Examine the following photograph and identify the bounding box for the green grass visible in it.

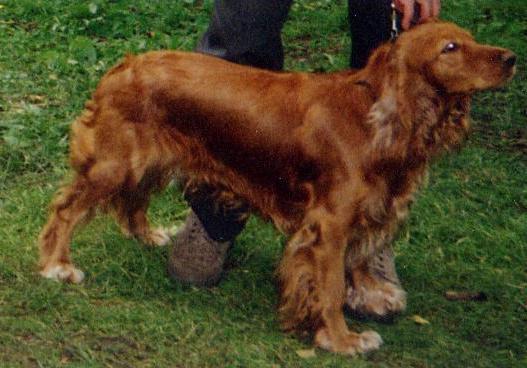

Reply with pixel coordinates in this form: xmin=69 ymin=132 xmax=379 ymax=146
xmin=0 ymin=0 xmax=526 ymax=367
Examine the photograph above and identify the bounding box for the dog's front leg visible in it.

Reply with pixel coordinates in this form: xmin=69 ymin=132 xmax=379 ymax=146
xmin=278 ymin=220 xmax=382 ymax=355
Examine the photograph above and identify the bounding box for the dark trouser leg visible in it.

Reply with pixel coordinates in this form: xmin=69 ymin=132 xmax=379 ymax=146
xmin=348 ymin=0 xmax=392 ymax=69
xmin=196 ymin=0 xmax=293 ymax=70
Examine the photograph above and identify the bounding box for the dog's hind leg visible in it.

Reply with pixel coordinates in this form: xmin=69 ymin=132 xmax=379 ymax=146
xmin=38 ymin=161 xmax=126 ymax=283
xmin=111 ymin=172 xmax=174 ymax=247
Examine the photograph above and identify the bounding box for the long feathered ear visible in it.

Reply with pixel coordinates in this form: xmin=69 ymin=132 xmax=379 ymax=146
xmin=392 ymin=45 xmax=441 ymax=130
xmin=365 ymin=44 xmax=417 ymax=159
xmin=367 ymin=83 xmax=402 ymax=157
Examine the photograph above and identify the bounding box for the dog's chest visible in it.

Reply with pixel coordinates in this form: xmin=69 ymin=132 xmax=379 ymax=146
xmin=350 ymin=162 xmax=427 ymax=258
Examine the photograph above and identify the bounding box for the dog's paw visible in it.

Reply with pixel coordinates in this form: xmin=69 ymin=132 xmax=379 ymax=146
xmin=40 ymin=264 xmax=85 ymax=284
xmin=315 ymin=328 xmax=382 ymax=355
xmin=358 ymin=330 xmax=383 ymax=353
xmin=346 ymin=282 xmax=407 ymax=317
xmin=143 ymin=227 xmax=175 ymax=247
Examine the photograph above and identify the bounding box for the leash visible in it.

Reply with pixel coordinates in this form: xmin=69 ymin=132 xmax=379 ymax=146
xmin=390 ymin=0 xmax=399 ymax=41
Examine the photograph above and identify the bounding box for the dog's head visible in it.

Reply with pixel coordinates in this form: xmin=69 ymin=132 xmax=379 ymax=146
xmin=365 ymin=21 xmax=516 ymax=159
xmin=394 ymin=21 xmax=516 ymax=94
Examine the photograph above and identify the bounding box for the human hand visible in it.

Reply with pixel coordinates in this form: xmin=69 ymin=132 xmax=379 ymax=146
xmin=394 ymin=0 xmax=441 ymax=30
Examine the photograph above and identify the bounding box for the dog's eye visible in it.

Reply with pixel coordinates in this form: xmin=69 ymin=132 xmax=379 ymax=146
xmin=442 ymin=42 xmax=459 ymax=53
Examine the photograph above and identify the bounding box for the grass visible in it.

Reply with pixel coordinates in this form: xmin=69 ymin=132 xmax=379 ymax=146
xmin=0 ymin=0 xmax=526 ymax=367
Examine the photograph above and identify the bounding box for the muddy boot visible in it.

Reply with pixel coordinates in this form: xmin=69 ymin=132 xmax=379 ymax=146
xmin=346 ymin=245 xmax=406 ymax=319
xmin=168 ymin=210 xmax=231 ymax=287
xmin=168 ymin=184 xmax=249 ymax=287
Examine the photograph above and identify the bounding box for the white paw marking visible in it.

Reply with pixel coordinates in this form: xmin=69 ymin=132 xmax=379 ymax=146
xmin=147 ymin=227 xmax=174 ymax=246
xmin=358 ymin=330 xmax=383 ymax=352
xmin=315 ymin=328 xmax=383 ymax=355
xmin=314 ymin=329 xmax=332 ymax=351
xmin=347 ymin=283 xmax=407 ymax=316
xmin=40 ymin=264 xmax=85 ymax=284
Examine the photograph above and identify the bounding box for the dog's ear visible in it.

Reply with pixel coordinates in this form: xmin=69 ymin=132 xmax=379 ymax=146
xmin=365 ymin=45 xmax=417 ymax=159
xmin=365 ymin=43 xmax=392 ymax=75
xmin=358 ymin=43 xmax=394 ymax=97
xmin=366 ymin=41 xmax=447 ymax=159
xmin=367 ymin=85 xmax=401 ymax=157
xmin=396 ymin=70 xmax=439 ymax=129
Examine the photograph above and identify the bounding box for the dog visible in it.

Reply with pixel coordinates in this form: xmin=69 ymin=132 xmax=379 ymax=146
xmin=38 ymin=21 xmax=515 ymax=354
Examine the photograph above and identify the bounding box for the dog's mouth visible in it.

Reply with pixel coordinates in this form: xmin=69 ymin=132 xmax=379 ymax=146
xmin=482 ymin=51 xmax=517 ymax=91
xmin=504 ymin=65 xmax=517 ymax=82
xmin=474 ymin=65 xmax=516 ymax=93
xmin=491 ymin=66 xmax=517 ymax=90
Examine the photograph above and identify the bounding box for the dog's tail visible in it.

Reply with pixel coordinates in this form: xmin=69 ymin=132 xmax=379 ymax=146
xmin=69 ymin=100 xmax=97 ymax=174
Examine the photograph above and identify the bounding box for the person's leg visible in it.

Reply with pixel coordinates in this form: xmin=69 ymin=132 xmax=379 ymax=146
xmin=168 ymin=0 xmax=293 ymax=286
xmin=348 ymin=0 xmax=392 ymax=69
xmin=197 ymin=0 xmax=293 ymax=70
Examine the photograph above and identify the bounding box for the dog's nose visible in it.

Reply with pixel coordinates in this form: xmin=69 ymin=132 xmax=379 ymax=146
xmin=502 ymin=51 xmax=517 ymax=68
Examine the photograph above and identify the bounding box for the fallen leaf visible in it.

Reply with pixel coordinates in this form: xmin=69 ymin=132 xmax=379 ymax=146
xmin=27 ymin=95 xmax=46 ymax=104
xmin=296 ymin=349 xmax=316 ymax=358
xmin=444 ymin=290 xmax=487 ymax=302
xmin=410 ymin=315 xmax=430 ymax=325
